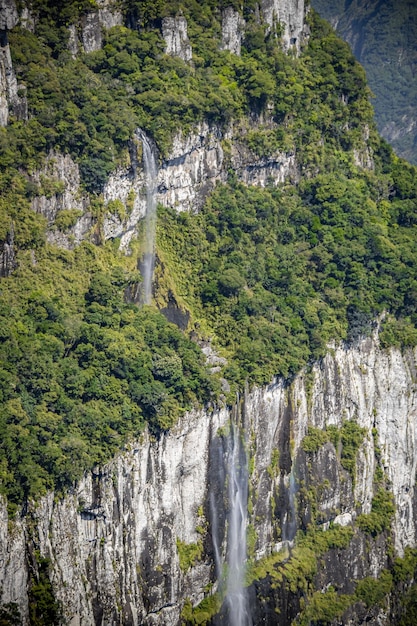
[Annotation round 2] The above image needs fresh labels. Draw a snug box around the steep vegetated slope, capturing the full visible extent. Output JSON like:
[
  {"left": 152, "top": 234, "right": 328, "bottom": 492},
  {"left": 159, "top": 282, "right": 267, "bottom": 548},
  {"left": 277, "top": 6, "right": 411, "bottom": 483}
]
[
  {"left": 1, "top": 0, "right": 417, "bottom": 623},
  {"left": 311, "top": 0, "right": 417, "bottom": 164},
  {"left": 0, "top": 0, "right": 415, "bottom": 507}
]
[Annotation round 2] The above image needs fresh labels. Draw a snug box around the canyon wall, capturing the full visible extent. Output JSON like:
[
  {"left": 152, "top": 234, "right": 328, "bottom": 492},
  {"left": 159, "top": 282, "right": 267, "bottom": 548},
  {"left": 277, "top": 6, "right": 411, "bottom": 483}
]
[{"left": 1, "top": 335, "right": 416, "bottom": 624}]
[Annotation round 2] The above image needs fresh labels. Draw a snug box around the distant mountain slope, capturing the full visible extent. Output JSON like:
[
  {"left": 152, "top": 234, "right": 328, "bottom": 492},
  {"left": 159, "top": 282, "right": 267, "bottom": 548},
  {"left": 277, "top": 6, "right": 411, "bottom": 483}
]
[{"left": 311, "top": 0, "right": 417, "bottom": 164}]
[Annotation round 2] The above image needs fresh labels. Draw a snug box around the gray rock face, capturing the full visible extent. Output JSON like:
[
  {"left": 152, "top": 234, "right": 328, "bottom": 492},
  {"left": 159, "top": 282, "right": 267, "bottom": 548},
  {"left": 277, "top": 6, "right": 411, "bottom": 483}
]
[
  {"left": 162, "top": 16, "right": 192, "bottom": 61},
  {"left": 0, "top": 1, "right": 29, "bottom": 126},
  {"left": 0, "top": 43, "right": 9, "bottom": 126},
  {"left": 1, "top": 336, "right": 417, "bottom": 624},
  {"left": 0, "top": 32, "right": 27, "bottom": 126},
  {"left": 30, "top": 153, "right": 93, "bottom": 249},
  {"left": 383, "top": 115, "right": 417, "bottom": 147},
  {"left": 67, "top": 24, "right": 79, "bottom": 57},
  {"left": 221, "top": 7, "right": 245, "bottom": 55},
  {"left": 103, "top": 122, "right": 298, "bottom": 250},
  {"left": 69, "top": 0, "right": 123, "bottom": 55},
  {"left": 80, "top": 11, "right": 103, "bottom": 53},
  {"left": 19, "top": 6, "right": 34, "bottom": 32},
  {"left": 0, "top": 223, "right": 16, "bottom": 276},
  {"left": 20, "top": 121, "right": 297, "bottom": 256},
  {"left": 259, "top": 0, "right": 307, "bottom": 52},
  {"left": 0, "top": 0, "right": 18, "bottom": 30}
]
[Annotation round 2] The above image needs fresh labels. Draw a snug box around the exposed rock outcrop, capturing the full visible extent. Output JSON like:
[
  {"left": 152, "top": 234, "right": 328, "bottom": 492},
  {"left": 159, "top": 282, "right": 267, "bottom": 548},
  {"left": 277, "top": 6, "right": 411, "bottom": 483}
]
[
  {"left": 0, "top": 0, "right": 18, "bottom": 30},
  {"left": 162, "top": 15, "right": 192, "bottom": 62},
  {"left": 1, "top": 335, "right": 417, "bottom": 624},
  {"left": 25, "top": 121, "right": 288, "bottom": 253},
  {"left": 221, "top": 7, "right": 245, "bottom": 55},
  {"left": 0, "top": 1, "right": 30, "bottom": 125},
  {"left": 68, "top": 0, "right": 123, "bottom": 56},
  {"left": 259, "top": 0, "right": 308, "bottom": 52},
  {"left": 30, "top": 153, "right": 93, "bottom": 249},
  {"left": 0, "top": 29, "right": 27, "bottom": 126},
  {"left": 0, "top": 223, "right": 16, "bottom": 276},
  {"left": 103, "top": 123, "right": 298, "bottom": 250}
]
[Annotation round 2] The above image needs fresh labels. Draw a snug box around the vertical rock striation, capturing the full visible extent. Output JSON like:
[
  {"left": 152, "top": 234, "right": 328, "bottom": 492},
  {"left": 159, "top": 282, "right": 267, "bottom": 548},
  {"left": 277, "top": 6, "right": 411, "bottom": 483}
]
[
  {"left": 1, "top": 336, "right": 417, "bottom": 624},
  {"left": 67, "top": 0, "right": 123, "bottom": 56},
  {"left": 162, "top": 16, "right": 192, "bottom": 62},
  {"left": 102, "top": 122, "right": 298, "bottom": 251},
  {"left": 221, "top": 7, "right": 245, "bottom": 56},
  {"left": 259, "top": 0, "right": 307, "bottom": 52},
  {"left": 0, "top": 0, "right": 18, "bottom": 30},
  {"left": 0, "top": 0, "right": 26, "bottom": 126}
]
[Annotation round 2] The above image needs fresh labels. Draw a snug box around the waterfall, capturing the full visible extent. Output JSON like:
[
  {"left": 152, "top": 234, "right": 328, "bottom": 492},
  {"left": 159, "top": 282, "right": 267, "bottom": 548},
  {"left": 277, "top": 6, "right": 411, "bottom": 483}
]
[
  {"left": 225, "top": 422, "right": 251, "bottom": 626},
  {"left": 210, "top": 419, "right": 252, "bottom": 626},
  {"left": 283, "top": 470, "right": 297, "bottom": 543},
  {"left": 137, "top": 129, "right": 158, "bottom": 305}
]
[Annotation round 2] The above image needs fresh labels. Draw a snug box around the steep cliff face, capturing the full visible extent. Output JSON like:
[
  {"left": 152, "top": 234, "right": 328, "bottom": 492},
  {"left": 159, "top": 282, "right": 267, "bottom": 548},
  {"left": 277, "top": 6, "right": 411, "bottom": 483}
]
[
  {"left": 1, "top": 335, "right": 416, "bottom": 624},
  {"left": 34, "top": 123, "right": 298, "bottom": 252},
  {"left": 162, "top": 16, "right": 193, "bottom": 62},
  {"left": 260, "top": 0, "right": 308, "bottom": 51},
  {"left": 0, "top": 0, "right": 26, "bottom": 126},
  {"left": 221, "top": 7, "right": 245, "bottom": 55},
  {"left": 72, "top": 0, "right": 123, "bottom": 55},
  {"left": 2, "top": 2, "right": 416, "bottom": 624}
]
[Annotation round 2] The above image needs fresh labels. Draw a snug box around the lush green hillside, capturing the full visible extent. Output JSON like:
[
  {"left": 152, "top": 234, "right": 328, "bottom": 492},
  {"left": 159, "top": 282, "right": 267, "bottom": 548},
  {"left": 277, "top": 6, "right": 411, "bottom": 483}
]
[
  {"left": 311, "top": 0, "right": 417, "bottom": 165},
  {"left": 1, "top": 1, "right": 417, "bottom": 512}
]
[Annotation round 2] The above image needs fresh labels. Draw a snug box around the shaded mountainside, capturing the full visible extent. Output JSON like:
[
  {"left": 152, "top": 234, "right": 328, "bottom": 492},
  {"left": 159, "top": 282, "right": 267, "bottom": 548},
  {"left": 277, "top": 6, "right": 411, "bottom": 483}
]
[
  {"left": 1, "top": 0, "right": 417, "bottom": 624},
  {"left": 311, "top": 0, "right": 417, "bottom": 165}
]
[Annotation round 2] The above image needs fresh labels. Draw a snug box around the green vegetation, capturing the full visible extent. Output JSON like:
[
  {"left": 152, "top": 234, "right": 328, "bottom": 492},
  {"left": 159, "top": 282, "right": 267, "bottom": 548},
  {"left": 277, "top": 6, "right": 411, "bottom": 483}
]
[
  {"left": 244, "top": 523, "right": 396, "bottom": 624},
  {"left": 248, "top": 525, "right": 353, "bottom": 588},
  {"left": 392, "top": 548, "right": 417, "bottom": 625},
  {"left": 356, "top": 488, "right": 395, "bottom": 536},
  {"left": 0, "top": 243, "right": 217, "bottom": 513},
  {"left": 181, "top": 594, "right": 221, "bottom": 625},
  {"left": 339, "top": 420, "right": 366, "bottom": 477},
  {"left": 28, "top": 554, "right": 62, "bottom": 626},
  {"left": 392, "top": 547, "right": 417, "bottom": 583},
  {"left": 176, "top": 538, "right": 204, "bottom": 573},
  {"left": 355, "top": 570, "right": 393, "bottom": 608},
  {"left": 301, "top": 426, "right": 330, "bottom": 453},
  {"left": 297, "top": 568, "right": 394, "bottom": 624},
  {"left": 301, "top": 421, "right": 365, "bottom": 480},
  {"left": 53, "top": 209, "right": 84, "bottom": 232},
  {"left": 311, "top": 0, "right": 417, "bottom": 164},
  {"left": 297, "top": 587, "right": 352, "bottom": 625},
  {"left": 240, "top": 525, "right": 354, "bottom": 623},
  {"left": 1, "top": 0, "right": 417, "bottom": 516},
  {"left": 159, "top": 134, "right": 417, "bottom": 387}
]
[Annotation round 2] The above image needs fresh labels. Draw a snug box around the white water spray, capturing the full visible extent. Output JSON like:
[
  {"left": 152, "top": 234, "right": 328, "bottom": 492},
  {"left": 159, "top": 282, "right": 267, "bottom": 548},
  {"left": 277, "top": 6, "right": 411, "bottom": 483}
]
[
  {"left": 283, "top": 470, "right": 297, "bottom": 543},
  {"left": 225, "top": 422, "right": 252, "bottom": 626},
  {"left": 137, "top": 129, "right": 158, "bottom": 305},
  {"left": 210, "top": 420, "right": 252, "bottom": 626}
]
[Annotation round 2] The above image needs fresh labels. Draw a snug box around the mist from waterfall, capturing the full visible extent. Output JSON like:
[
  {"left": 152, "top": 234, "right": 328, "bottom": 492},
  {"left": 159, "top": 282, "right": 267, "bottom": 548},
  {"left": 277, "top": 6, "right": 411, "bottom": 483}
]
[
  {"left": 211, "top": 421, "right": 252, "bottom": 626},
  {"left": 283, "top": 470, "right": 297, "bottom": 543},
  {"left": 137, "top": 129, "right": 158, "bottom": 305},
  {"left": 225, "top": 422, "right": 252, "bottom": 626}
]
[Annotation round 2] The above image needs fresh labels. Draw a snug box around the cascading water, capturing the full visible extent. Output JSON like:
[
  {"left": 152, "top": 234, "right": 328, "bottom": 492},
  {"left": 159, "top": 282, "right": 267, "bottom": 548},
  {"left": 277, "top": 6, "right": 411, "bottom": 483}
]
[
  {"left": 210, "top": 419, "right": 252, "bottom": 626},
  {"left": 137, "top": 129, "right": 158, "bottom": 305},
  {"left": 283, "top": 470, "right": 297, "bottom": 543},
  {"left": 225, "top": 422, "right": 252, "bottom": 626}
]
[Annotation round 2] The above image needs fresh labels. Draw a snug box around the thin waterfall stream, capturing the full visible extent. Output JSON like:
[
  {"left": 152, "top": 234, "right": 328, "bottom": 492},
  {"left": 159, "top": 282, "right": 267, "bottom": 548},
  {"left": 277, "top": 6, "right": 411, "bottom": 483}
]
[
  {"left": 211, "top": 419, "right": 252, "bottom": 626},
  {"left": 137, "top": 129, "right": 158, "bottom": 305},
  {"left": 225, "top": 422, "right": 252, "bottom": 626},
  {"left": 284, "top": 470, "right": 297, "bottom": 543}
]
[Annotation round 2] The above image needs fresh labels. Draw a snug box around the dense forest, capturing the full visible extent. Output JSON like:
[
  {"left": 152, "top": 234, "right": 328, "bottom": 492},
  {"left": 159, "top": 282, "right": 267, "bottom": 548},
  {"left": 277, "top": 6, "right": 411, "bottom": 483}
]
[
  {"left": 311, "top": 0, "right": 417, "bottom": 164},
  {"left": 1, "top": 0, "right": 417, "bottom": 518}
]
